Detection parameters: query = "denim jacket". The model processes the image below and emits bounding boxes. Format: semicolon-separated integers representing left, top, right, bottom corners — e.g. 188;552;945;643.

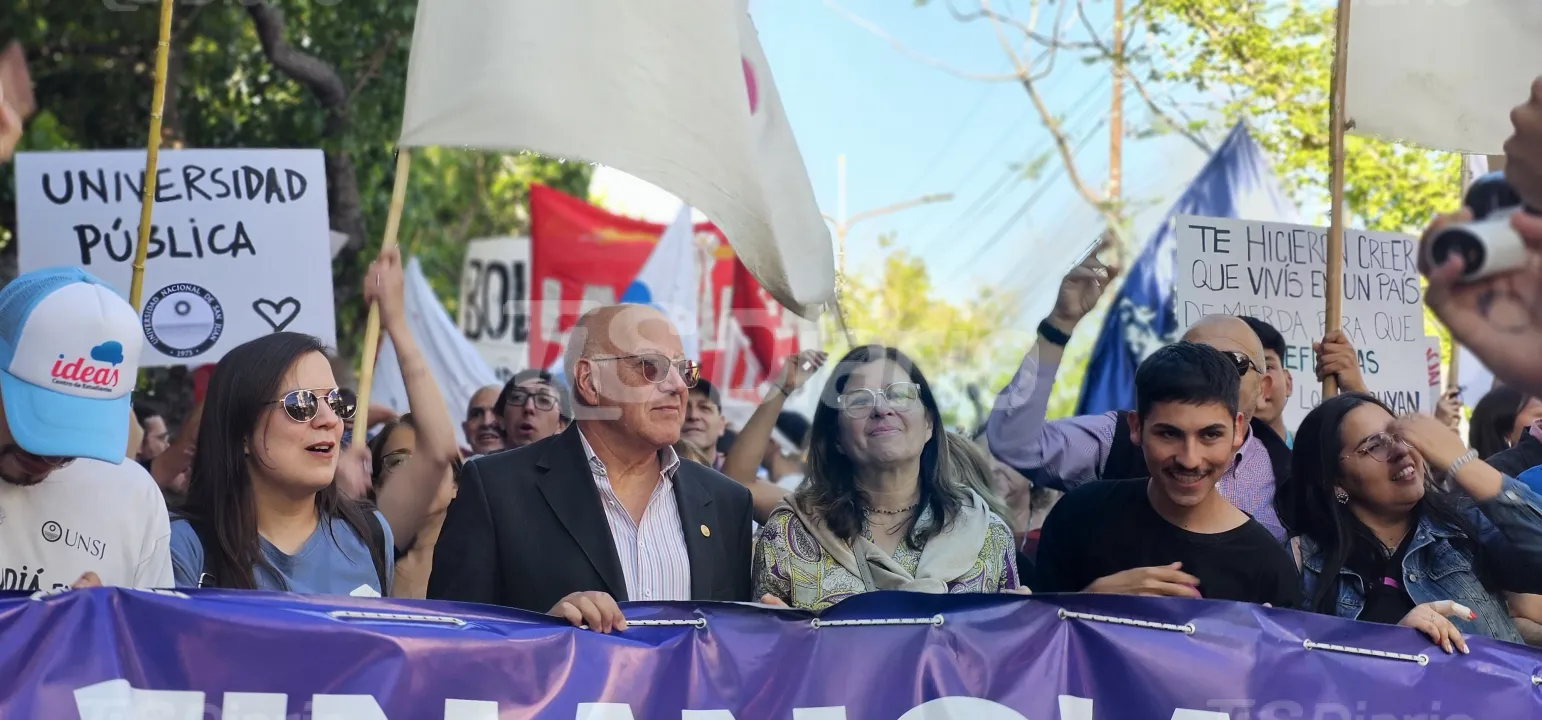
1298;476;1542;645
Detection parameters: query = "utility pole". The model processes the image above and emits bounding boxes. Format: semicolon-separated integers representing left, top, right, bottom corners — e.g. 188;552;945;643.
1108;0;1125;234
823;154;954;345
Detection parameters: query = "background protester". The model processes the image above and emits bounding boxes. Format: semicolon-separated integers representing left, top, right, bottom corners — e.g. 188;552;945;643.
1240;317;1295;447
1468;386;1542;460
461;384;504;457
680;378;728;466
1033;343;1300;607
495;369;570;449
367;413;460;599
142;398;201;506
1278;393;1542;649
753;345;1020;610
429;304;763;629
172;248;447;595
721;351;827;522
135;403;171;462
989;263;1292;540
0;267;172;591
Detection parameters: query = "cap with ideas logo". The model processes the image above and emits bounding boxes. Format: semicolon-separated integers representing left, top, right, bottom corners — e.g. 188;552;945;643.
0;266;142;463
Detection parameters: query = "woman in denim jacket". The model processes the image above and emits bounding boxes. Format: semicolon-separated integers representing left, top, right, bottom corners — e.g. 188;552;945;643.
1276;393;1542;652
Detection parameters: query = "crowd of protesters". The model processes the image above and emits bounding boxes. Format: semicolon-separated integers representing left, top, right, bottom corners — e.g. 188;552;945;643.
15;75;1542;661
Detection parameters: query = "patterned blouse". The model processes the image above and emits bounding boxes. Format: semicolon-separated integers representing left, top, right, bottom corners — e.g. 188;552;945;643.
752;506;1020;611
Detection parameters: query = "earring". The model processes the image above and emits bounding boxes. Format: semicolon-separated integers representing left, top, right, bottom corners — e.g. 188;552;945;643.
1334;487;1349;505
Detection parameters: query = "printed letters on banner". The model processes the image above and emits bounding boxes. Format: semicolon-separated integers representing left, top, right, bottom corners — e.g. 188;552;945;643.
459;237;532;381
13;150;336;367
1173;215;1433;431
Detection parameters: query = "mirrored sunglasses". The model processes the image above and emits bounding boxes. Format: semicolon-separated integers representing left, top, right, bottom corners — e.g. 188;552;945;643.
267;387;357;423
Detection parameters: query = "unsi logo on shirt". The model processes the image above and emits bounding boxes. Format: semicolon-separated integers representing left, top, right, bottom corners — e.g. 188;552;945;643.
49;341;125;393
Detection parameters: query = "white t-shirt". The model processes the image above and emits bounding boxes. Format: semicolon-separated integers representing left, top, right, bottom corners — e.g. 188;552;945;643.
0;457;173;591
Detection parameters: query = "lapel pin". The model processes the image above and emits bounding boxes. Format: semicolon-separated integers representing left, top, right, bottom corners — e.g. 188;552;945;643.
700;525;711;537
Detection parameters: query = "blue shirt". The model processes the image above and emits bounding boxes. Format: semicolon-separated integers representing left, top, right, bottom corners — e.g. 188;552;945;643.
169;513;394;596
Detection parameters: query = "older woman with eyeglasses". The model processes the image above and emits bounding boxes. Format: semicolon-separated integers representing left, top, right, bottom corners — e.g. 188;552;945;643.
1277;393;1542;653
753;345;1022;610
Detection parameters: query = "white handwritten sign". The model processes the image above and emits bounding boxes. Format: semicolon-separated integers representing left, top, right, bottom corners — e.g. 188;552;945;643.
1173;215;1435;431
459;237;531;381
14;149;336;367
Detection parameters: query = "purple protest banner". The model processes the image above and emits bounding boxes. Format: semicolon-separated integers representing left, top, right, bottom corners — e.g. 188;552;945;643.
2;588;1540;718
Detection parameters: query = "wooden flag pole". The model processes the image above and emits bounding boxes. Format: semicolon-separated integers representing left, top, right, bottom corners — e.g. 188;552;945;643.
352;149;412;426
1323;0;1353;399
129;0;177;310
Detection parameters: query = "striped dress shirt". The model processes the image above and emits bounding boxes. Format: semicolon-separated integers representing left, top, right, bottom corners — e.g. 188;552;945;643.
578;430;692;602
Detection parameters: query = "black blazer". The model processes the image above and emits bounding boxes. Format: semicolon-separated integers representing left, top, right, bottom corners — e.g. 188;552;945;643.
426;424;755;613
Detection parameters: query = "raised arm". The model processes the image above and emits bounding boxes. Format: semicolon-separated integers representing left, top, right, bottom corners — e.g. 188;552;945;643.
366;247;460;548
721;351;826;523
986;252;1118;491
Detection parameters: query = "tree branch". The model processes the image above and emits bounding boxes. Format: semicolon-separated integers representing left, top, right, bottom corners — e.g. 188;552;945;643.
246;1;370;351
946;0;1100;52
348;33;400;106
1073;0;1212;153
821;0;1020;82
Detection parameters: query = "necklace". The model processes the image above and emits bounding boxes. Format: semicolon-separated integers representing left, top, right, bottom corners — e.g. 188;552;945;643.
866;503;918;516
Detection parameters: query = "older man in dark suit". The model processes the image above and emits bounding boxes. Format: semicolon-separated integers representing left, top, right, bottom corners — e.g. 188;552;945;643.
429;303;773;630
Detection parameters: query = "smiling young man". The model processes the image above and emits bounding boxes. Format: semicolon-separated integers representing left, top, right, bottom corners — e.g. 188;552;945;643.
0;267;173;591
1033;342;1300;607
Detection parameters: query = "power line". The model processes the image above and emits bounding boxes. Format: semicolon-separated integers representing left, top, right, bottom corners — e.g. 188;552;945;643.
897;84;996;200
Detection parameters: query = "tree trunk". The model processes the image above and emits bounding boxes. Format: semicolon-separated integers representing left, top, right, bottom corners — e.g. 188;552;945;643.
247;2;370;363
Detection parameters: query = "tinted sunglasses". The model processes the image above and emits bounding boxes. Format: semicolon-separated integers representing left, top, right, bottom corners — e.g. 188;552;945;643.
1224;351;1260;377
266;387;357;423
589;353;701;388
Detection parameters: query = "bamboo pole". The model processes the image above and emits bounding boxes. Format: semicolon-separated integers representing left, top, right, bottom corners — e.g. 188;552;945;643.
129;0;177;310
1322;0;1352;398
352;150;412;426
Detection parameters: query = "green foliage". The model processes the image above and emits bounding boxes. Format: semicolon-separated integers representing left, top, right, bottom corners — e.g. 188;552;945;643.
0;0;590;370
1139;0;1459;234
825;235;1024;430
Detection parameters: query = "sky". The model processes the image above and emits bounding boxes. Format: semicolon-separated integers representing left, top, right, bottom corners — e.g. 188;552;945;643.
594;0;1219;326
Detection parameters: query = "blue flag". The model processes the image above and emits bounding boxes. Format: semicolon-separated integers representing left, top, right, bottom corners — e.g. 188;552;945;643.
1077;122;1301;415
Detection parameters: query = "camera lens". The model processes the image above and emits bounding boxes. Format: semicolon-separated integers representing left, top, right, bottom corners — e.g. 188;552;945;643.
1429;229;1487;277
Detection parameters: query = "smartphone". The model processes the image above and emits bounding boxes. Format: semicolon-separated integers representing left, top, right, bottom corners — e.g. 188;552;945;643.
0;41;34;120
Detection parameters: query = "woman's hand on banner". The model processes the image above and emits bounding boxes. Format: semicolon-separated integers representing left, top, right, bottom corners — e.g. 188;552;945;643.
1423;208;1542;399
1083;563;1201;598
551;591;627;633
1313;330;1367;394
364;246;407;327
758;594;789;607
1399;600;1472;654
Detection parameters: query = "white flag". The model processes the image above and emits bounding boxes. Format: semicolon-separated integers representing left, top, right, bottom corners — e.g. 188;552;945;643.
622;205;702;359
1346;0;1542;153
398;0;834;319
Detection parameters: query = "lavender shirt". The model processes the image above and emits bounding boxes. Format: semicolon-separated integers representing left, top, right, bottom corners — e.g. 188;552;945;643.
985;348;1287;542
578;430;693;602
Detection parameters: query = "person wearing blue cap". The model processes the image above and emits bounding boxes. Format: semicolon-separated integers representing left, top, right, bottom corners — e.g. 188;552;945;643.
0;266;173;591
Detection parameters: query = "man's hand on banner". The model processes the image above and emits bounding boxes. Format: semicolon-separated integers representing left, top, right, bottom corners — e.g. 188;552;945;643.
1084;563;1202;598
1312;330;1367;394
71;572;102;589
1423;208;1542;398
551;591;627;633
1399;600;1473;655
1049;248;1119;335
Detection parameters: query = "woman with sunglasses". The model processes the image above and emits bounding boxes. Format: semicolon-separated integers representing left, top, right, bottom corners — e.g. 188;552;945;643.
1277;393;1542;652
367;414;461;599
753;345;1021;610
171;247;454;594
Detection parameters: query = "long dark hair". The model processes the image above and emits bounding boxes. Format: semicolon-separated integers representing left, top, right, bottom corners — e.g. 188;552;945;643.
1469;386;1530;460
1275;392;1493;614
797;345;964;548
180;332;384;590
